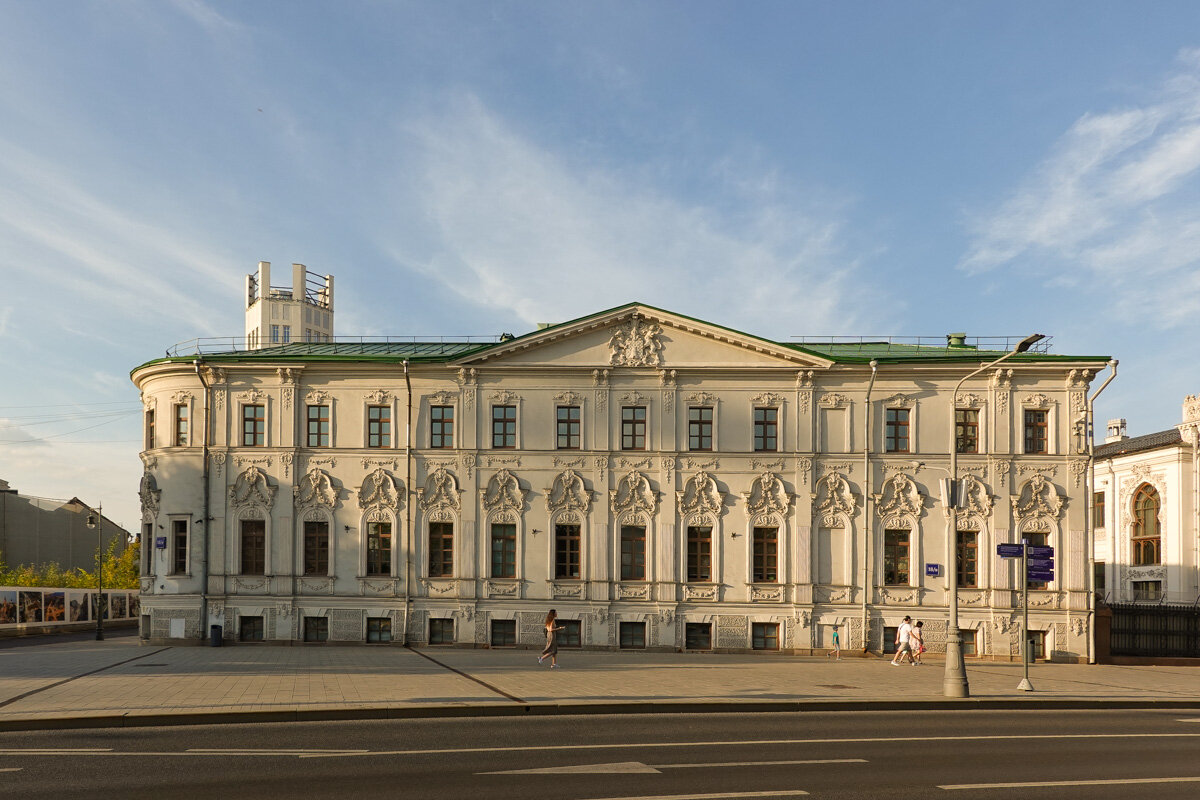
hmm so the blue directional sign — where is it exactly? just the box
[925,563,942,577]
[997,543,1024,558]
[1027,545,1054,558]
[1028,558,1055,571]
[155,536,167,549]
[1027,570,1055,582]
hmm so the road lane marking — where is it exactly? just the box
[0,749,111,754]
[585,792,808,800]
[1176,718,1200,722]
[482,758,865,775]
[188,749,370,757]
[0,768,22,773]
[940,776,1200,790]
[653,759,867,769]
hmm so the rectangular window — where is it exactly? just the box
[431,405,454,449]
[1028,630,1046,660]
[490,523,516,578]
[752,622,780,650]
[883,626,898,655]
[1094,561,1106,596]
[685,623,712,650]
[429,618,454,644]
[282,325,291,344]
[686,526,712,583]
[956,531,977,588]
[955,408,978,454]
[753,407,778,452]
[171,519,188,575]
[1025,532,1048,589]
[307,404,330,447]
[240,519,265,575]
[1024,409,1048,454]
[620,525,646,581]
[367,406,391,448]
[688,406,713,451]
[619,621,645,649]
[239,616,264,641]
[885,408,910,453]
[1092,492,1106,529]
[366,617,392,643]
[303,616,328,642]
[555,524,581,579]
[961,628,978,657]
[303,520,329,575]
[174,404,188,447]
[367,521,391,576]
[492,405,516,448]
[144,409,155,450]
[559,620,581,648]
[490,619,516,647]
[621,406,646,450]
[141,522,153,576]
[556,405,581,449]
[883,529,910,585]
[1132,580,1162,603]
[271,324,280,344]
[428,522,454,577]
[242,405,265,447]
[752,527,778,583]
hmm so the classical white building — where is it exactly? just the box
[1092,397,1200,604]
[133,289,1111,660]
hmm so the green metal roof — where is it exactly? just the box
[787,341,1109,364]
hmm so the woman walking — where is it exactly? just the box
[538,608,565,669]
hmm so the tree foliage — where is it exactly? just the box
[0,538,140,589]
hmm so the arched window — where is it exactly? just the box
[1131,484,1161,566]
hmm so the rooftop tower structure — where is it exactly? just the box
[244,261,334,349]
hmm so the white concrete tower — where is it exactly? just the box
[244,261,334,349]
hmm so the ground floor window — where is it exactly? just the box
[685,622,712,650]
[366,616,391,643]
[239,616,263,641]
[559,620,581,648]
[883,626,898,654]
[1094,561,1106,596]
[490,619,516,647]
[619,621,645,649]
[1027,629,1046,660]
[751,622,779,650]
[429,617,454,644]
[1132,580,1162,602]
[960,628,977,656]
[304,616,328,642]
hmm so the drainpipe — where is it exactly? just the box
[403,359,413,646]
[861,359,878,651]
[194,359,212,643]
[1085,359,1117,663]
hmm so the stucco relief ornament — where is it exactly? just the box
[608,315,664,367]
[294,468,339,509]
[483,469,526,513]
[1012,473,1063,520]
[547,470,591,514]
[611,471,658,516]
[420,466,460,513]
[876,473,922,518]
[358,468,402,510]
[229,465,277,510]
[958,474,993,518]
[814,472,857,523]
[744,472,791,517]
[138,472,161,519]
[678,471,723,516]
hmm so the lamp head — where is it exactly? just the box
[1015,333,1046,353]
[86,514,97,529]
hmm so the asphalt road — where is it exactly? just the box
[2,709,1199,799]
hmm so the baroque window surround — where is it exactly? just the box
[743,471,792,596]
[236,389,270,448]
[610,471,659,594]
[750,393,786,454]
[685,392,719,453]
[954,391,988,455]
[417,466,462,595]
[229,465,276,579]
[170,390,195,448]
[481,469,528,584]
[1011,473,1065,591]
[294,467,339,582]
[545,470,591,594]
[490,390,521,450]
[677,471,726,597]
[357,467,403,582]
[425,390,458,450]
[881,393,917,454]
[1021,394,1056,456]
[874,472,924,593]
[303,390,335,449]
[363,390,399,451]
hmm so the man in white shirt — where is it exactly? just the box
[891,616,913,665]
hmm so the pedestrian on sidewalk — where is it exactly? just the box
[827,624,841,660]
[891,615,914,665]
[910,621,925,665]
[538,608,565,669]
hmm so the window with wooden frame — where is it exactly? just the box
[366,521,391,576]
[753,407,778,452]
[556,405,581,449]
[955,408,978,454]
[554,523,581,579]
[428,618,454,644]
[1023,409,1048,454]
[1092,491,1106,529]
[620,525,646,581]
[240,519,265,575]
[366,617,391,643]
[303,616,327,642]
[303,520,329,575]
[430,405,454,448]
[688,406,713,451]
[619,621,645,649]
[490,523,516,578]
[686,525,712,582]
[141,523,153,576]
[491,405,516,449]
[752,527,778,583]
[306,404,330,447]
[242,404,265,447]
[171,519,188,575]
[173,403,188,447]
[558,620,581,648]
[885,408,910,453]
[956,530,977,588]
[685,622,712,650]
[621,406,646,450]
[490,619,516,646]
[752,622,779,650]
[1132,483,1161,566]
[428,521,454,577]
[367,406,391,448]
[144,408,155,450]
[883,529,909,585]
[239,616,264,641]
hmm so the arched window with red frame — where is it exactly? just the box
[1131,483,1161,566]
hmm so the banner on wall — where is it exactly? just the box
[0,588,139,627]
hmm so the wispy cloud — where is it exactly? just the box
[960,49,1200,326]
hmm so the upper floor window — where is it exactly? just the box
[555,523,581,579]
[621,406,646,450]
[687,526,712,582]
[688,406,713,451]
[282,325,291,344]
[1132,484,1161,566]
[955,408,978,454]
[885,408,909,453]
[620,525,646,581]
[556,406,580,449]
[492,405,516,449]
[242,405,265,447]
[752,527,778,583]
[367,406,391,448]
[307,404,330,447]
[1024,410,1048,454]
[491,523,516,578]
[884,529,909,585]
[1092,491,1106,529]
[303,520,329,575]
[271,325,280,344]
[366,521,391,576]
[431,405,454,449]
[144,409,155,450]
[240,519,265,575]
[171,519,188,575]
[173,404,188,447]
[428,522,454,577]
[753,407,778,452]
[956,530,977,588]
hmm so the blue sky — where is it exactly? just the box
[1,1,1198,533]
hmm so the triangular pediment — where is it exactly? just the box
[454,303,832,369]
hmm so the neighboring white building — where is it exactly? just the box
[1092,396,1200,604]
[243,262,333,349]
[133,287,1111,660]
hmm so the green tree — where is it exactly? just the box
[0,539,139,590]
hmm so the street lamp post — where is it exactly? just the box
[86,504,104,641]
[944,333,1044,698]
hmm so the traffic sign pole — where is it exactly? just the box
[1017,538,1034,692]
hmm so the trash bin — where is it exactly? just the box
[210,624,223,647]
[1025,637,1037,663]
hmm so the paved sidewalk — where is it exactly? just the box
[1,633,1198,730]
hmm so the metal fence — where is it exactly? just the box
[1107,602,1200,658]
